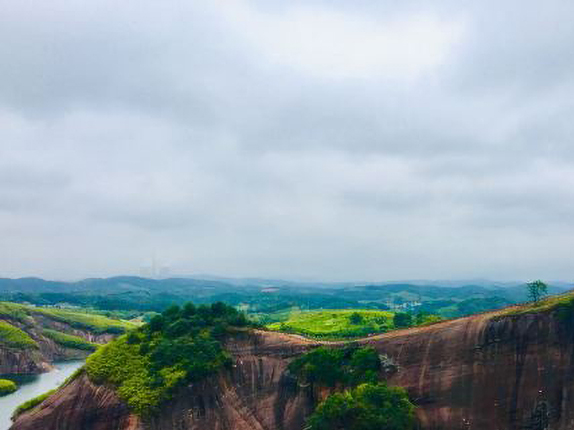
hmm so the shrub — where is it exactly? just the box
[0,379,17,396]
[0,320,38,349]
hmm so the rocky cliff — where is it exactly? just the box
[11,304,574,430]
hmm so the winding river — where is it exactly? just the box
[0,360,85,430]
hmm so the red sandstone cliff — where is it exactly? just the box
[11,306,574,430]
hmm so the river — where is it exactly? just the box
[0,360,85,430]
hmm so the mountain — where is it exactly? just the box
[0,276,568,317]
[11,293,574,430]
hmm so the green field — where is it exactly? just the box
[266,309,395,339]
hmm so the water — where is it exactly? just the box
[0,360,85,430]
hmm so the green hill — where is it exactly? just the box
[267,309,395,338]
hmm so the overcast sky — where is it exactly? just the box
[0,0,573,281]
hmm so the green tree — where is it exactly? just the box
[349,312,364,325]
[289,347,345,387]
[393,312,413,328]
[307,382,415,430]
[527,280,548,303]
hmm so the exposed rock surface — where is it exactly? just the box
[11,373,140,430]
[12,307,574,430]
[0,347,48,374]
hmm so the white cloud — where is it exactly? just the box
[0,0,573,281]
[215,1,467,81]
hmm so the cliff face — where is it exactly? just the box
[11,307,574,430]
[10,373,140,430]
[366,310,574,430]
[0,347,48,374]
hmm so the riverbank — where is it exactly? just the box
[0,360,84,430]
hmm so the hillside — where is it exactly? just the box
[266,309,395,338]
[10,293,574,430]
[0,302,136,375]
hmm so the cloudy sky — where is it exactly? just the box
[1,0,573,281]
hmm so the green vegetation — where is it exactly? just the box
[86,302,251,416]
[291,345,415,430]
[267,310,394,339]
[0,302,29,322]
[289,345,381,387]
[527,280,548,303]
[42,329,97,351]
[3,276,549,320]
[393,312,413,328]
[12,367,84,419]
[0,320,37,349]
[498,291,574,318]
[267,309,443,339]
[0,301,136,335]
[13,389,56,416]
[0,379,17,396]
[31,307,134,334]
[308,382,415,430]
[422,297,510,318]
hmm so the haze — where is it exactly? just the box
[1,0,573,281]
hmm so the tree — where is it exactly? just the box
[307,383,415,430]
[349,312,364,325]
[527,280,548,303]
[288,347,345,387]
[393,312,413,329]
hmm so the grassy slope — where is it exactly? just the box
[42,329,97,351]
[0,320,38,349]
[0,301,135,334]
[0,301,137,356]
[267,309,394,338]
[494,291,574,318]
[31,307,134,334]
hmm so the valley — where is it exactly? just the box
[7,289,574,430]
[0,301,135,378]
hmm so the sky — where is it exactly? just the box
[0,0,573,281]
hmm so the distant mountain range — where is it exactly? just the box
[0,276,570,318]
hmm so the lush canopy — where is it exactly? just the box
[308,382,415,430]
[86,302,250,415]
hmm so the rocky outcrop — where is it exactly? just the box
[11,306,574,430]
[0,348,48,374]
[11,373,140,430]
